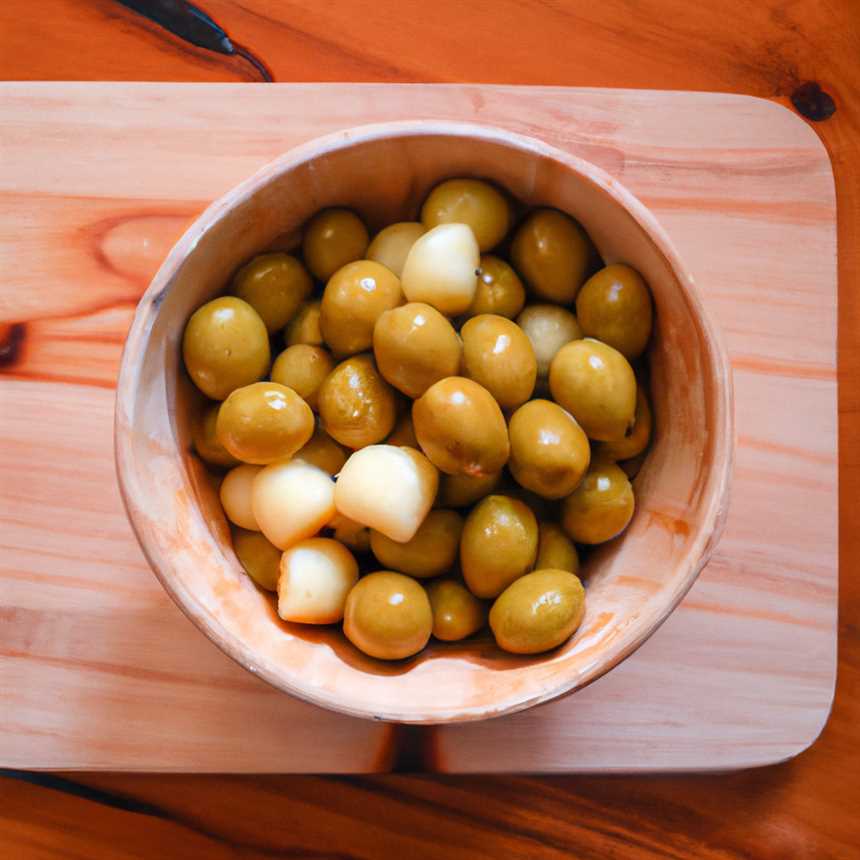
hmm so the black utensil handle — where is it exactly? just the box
[116,0,233,54]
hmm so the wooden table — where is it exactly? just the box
[1,1,857,857]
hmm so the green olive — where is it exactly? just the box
[421,178,510,251]
[232,253,313,333]
[461,314,537,411]
[318,354,397,449]
[412,377,510,477]
[320,260,402,357]
[366,222,426,277]
[427,579,487,641]
[561,461,634,544]
[373,302,462,399]
[548,338,636,441]
[182,297,270,400]
[536,522,580,574]
[575,264,653,359]
[216,381,314,465]
[516,304,582,379]
[508,399,590,499]
[294,426,348,475]
[284,300,323,347]
[232,526,281,591]
[386,411,419,448]
[192,403,239,468]
[370,509,463,579]
[438,470,502,508]
[460,494,538,598]
[466,255,526,319]
[595,386,652,462]
[343,571,433,660]
[510,209,591,303]
[302,208,369,282]
[270,344,335,411]
[489,569,585,654]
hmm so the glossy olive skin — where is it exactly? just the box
[549,338,636,441]
[508,399,590,499]
[270,344,335,411]
[232,527,281,591]
[516,304,583,379]
[510,209,591,303]
[461,495,538,598]
[318,354,397,449]
[490,569,585,654]
[466,254,526,320]
[294,426,348,475]
[386,411,418,448]
[302,208,369,282]
[461,314,537,411]
[366,222,426,277]
[438,470,502,508]
[596,386,652,462]
[561,462,635,544]
[576,264,653,360]
[284,300,323,347]
[192,403,239,468]
[536,522,580,574]
[421,178,510,251]
[320,260,402,357]
[412,377,510,477]
[370,509,463,579]
[427,579,487,641]
[373,302,462,399]
[216,381,314,465]
[343,571,433,660]
[183,297,270,400]
[232,253,313,333]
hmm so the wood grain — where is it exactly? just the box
[0,1,858,858]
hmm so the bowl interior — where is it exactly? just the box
[116,123,732,723]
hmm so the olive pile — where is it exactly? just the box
[183,178,653,661]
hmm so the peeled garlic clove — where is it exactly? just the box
[400,223,479,316]
[252,460,335,550]
[334,445,438,543]
[278,537,359,624]
[220,464,262,530]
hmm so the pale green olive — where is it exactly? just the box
[232,527,281,591]
[595,386,652,462]
[421,178,511,251]
[192,403,239,468]
[561,461,635,544]
[270,345,335,412]
[427,579,487,641]
[370,509,463,579]
[302,208,369,282]
[466,255,526,319]
[232,253,313,333]
[535,522,580,574]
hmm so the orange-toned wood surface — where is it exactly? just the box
[0,3,858,860]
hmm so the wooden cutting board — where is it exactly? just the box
[0,83,837,773]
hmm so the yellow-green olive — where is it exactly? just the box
[386,411,419,448]
[270,344,335,411]
[320,260,402,357]
[366,222,426,277]
[466,254,526,319]
[192,403,239,468]
[182,297,270,400]
[216,381,314,465]
[618,450,647,480]
[284,300,323,347]
[561,462,635,544]
[576,264,653,360]
[373,302,462,398]
[232,253,313,333]
[508,399,590,499]
[427,579,487,641]
[329,513,371,554]
[343,571,433,660]
[421,178,510,251]
[370,509,463,579]
[438,470,502,508]
[412,377,510,477]
[302,208,369,282]
[549,338,636,441]
[460,314,537,411]
[510,209,591,303]
[536,522,580,574]
[232,526,281,591]
[460,495,538,598]
[318,354,397,449]
[489,569,585,654]
[294,426,348,475]
[516,304,582,379]
[595,386,652,462]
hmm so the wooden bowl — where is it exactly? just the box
[115,121,733,724]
